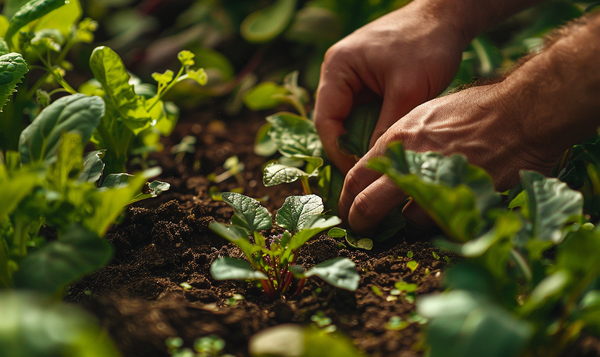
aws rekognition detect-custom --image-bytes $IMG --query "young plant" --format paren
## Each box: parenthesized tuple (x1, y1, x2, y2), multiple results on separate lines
(209, 192, 359, 298)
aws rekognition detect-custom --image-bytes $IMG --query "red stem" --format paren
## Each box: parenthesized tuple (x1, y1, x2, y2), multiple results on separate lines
(293, 278, 306, 297)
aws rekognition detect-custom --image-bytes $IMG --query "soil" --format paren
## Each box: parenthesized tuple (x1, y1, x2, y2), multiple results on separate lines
(65, 109, 600, 357)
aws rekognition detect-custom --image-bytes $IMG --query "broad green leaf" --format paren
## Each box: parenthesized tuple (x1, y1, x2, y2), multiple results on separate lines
(76, 150, 104, 183)
(30, 28, 64, 52)
(263, 162, 317, 187)
(32, 0, 81, 37)
(418, 291, 533, 357)
(327, 227, 373, 250)
(521, 170, 583, 243)
(303, 257, 359, 291)
(19, 94, 105, 164)
(276, 194, 323, 234)
(0, 53, 28, 112)
(289, 215, 341, 250)
(243, 82, 287, 111)
(240, 0, 297, 43)
(5, 0, 67, 48)
(221, 192, 272, 233)
(89, 46, 152, 134)
(556, 228, 600, 277)
(0, 292, 122, 357)
(210, 257, 267, 280)
(3, 0, 29, 19)
(266, 112, 323, 157)
(368, 142, 500, 242)
(13, 224, 113, 293)
(337, 102, 380, 158)
(327, 227, 346, 238)
(209, 222, 263, 260)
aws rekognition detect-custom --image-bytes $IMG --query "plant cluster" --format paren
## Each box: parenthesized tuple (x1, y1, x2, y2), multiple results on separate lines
(209, 192, 359, 298)
(369, 142, 600, 357)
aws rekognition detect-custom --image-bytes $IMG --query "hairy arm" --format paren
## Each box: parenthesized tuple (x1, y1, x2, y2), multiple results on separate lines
(339, 11, 600, 234)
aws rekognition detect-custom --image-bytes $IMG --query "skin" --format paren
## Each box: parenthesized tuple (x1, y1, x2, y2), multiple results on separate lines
(314, 1, 600, 235)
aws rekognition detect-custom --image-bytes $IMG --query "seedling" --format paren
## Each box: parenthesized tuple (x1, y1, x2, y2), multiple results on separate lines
(209, 192, 359, 298)
(406, 261, 419, 273)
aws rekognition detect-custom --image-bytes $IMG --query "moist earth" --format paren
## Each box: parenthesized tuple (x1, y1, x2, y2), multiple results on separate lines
(65, 110, 600, 357)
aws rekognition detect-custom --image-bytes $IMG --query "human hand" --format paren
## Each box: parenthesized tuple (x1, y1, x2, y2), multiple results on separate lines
(337, 83, 563, 235)
(314, 1, 470, 174)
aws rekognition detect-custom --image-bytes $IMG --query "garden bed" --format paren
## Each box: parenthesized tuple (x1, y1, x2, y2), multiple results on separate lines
(65, 110, 600, 357)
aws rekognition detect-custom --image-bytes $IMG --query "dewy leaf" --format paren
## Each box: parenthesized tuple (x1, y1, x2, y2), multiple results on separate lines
(266, 112, 323, 158)
(89, 46, 152, 134)
(263, 162, 317, 187)
(276, 194, 324, 234)
(221, 192, 272, 233)
(304, 257, 359, 291)
(521, 170, 583, 243)
(418, 291, 534, 357)
(368, 142, 501, 242)
(13, 224, 113, 294)
(19, 94, 105, 164)
(0, 52, 28, 112)
(240, 0, 297, 43)
(337, 102, 380, 158)
(289, 215, 341, 250)
(5, 0, 67, 47)
(210, 257, 267, 280)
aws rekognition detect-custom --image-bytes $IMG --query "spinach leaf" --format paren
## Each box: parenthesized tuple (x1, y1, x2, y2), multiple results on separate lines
(0, 52, 28, 111)
(18, 94, 104, 164)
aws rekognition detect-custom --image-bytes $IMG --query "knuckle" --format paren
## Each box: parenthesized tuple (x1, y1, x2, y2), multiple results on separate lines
(343, 170, 364, 197)
(352, 191, 377, 220)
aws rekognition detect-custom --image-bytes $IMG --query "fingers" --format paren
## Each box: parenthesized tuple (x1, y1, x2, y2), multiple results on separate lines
(314, 53, 361, 174)
(402, 199, 434, 229)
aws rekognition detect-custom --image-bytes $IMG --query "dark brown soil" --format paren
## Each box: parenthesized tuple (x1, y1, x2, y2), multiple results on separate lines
(65, 109, 600, 357)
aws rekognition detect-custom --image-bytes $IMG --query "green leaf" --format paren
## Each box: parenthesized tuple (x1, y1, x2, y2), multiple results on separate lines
(337, 102, 380, 157)
(0, 164, 44, 224)
(327, 227, 346, 238)
(0, 52, 28, 112)
(521, 170, 583, 243)
(556, 228, 600, 277)
(263, 162, 317, 187)
(47, 131, 84, 189)
(84, 173, 148, 236)
(471, 35, 503, 77)
(0, 38, 8, 55)
(89, 46, 152, 134)
(5, 0, 67, 48)
(19, 94, 104, 164)
(254, 122, 278, 157)
(289, 215, 341, 250)
(303, 257, 359, 291)
(13, 224, 113, 293)
(77, 150, 104, 183)
(520, 270, 569, 315)
(243, 82, 288, 111)
(0, 292, 121, 357)
(32, 0, 81, 37)
(209, 222, 263, 260)
(128, 180, 170, 204)
(210, 257, 267, 280)
(221, 192, 272, 233)
(266, 112, 323, 157)
(418, 291, 534, 357)
(240, 0, 297, 43)
(276, 194, 323, 234)
(368, 142, 500, 242)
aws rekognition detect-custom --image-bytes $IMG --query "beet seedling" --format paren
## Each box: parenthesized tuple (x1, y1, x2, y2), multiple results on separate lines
(209, 192, 359, 298)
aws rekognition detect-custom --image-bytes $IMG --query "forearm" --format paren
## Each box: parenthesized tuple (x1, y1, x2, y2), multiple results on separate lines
(500, 12, 600, 159)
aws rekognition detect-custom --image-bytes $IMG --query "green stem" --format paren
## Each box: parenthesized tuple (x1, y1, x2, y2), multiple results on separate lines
(146, 67, 185, 112)
(32, 48, 77, 95)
